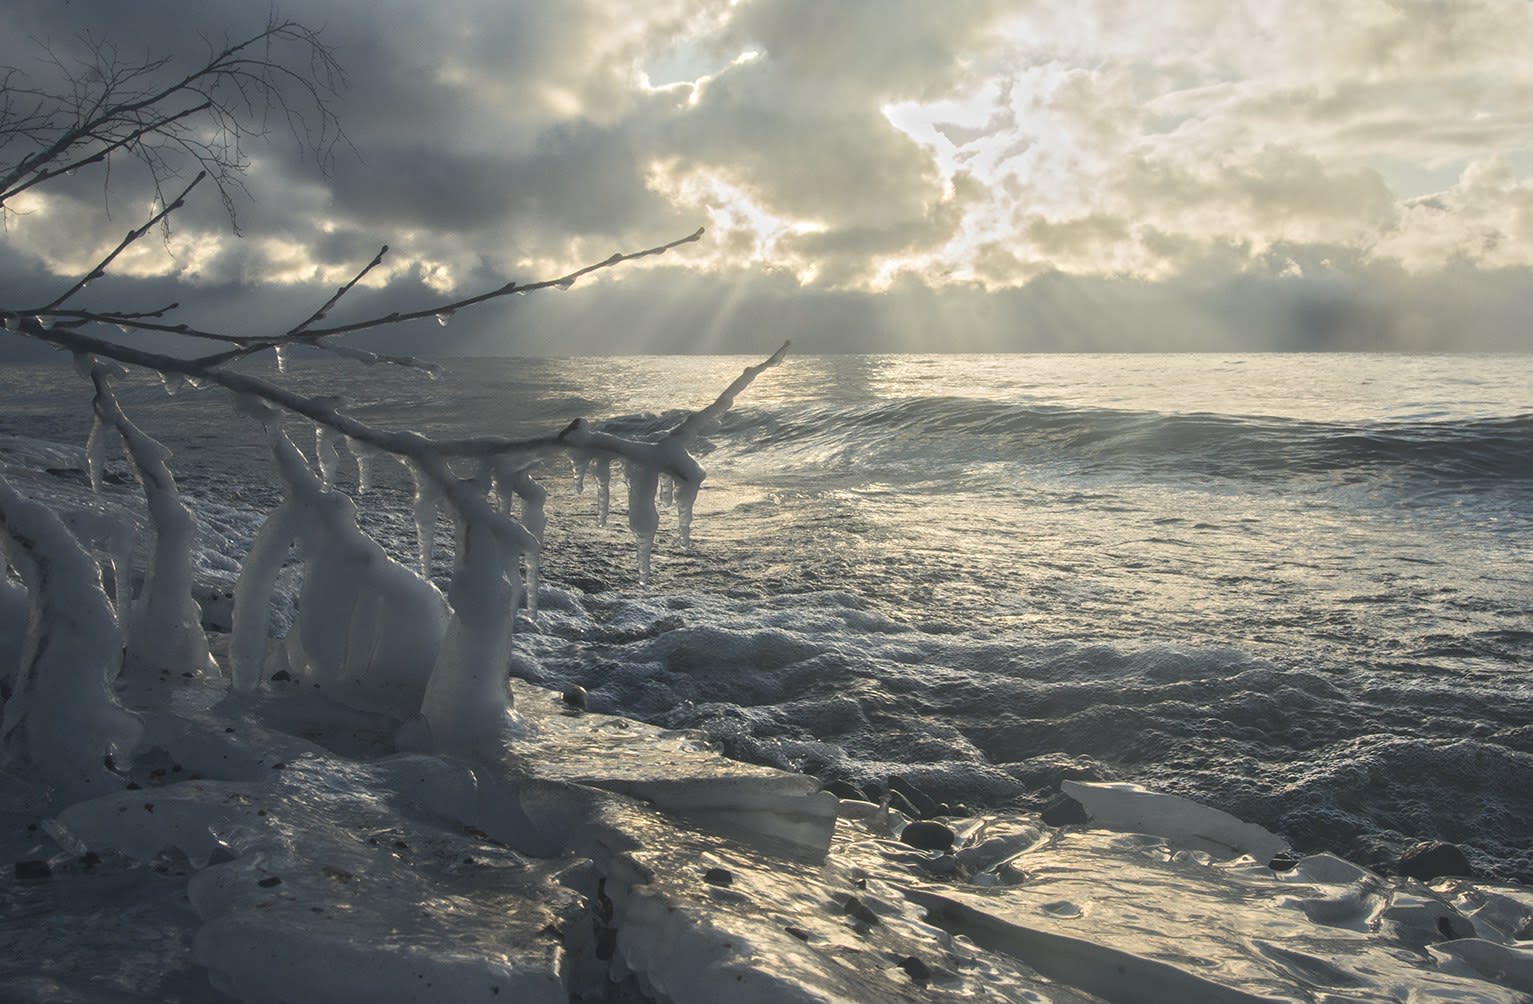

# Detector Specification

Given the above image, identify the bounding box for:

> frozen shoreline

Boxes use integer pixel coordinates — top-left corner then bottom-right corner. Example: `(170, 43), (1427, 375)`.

(6, 662), (1533, 1002)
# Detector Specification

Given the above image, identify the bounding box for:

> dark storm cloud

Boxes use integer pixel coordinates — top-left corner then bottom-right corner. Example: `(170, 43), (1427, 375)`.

(4, 0), (1533, 358)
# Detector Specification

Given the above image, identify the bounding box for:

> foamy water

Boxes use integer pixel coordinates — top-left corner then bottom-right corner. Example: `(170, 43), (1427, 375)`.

(3, 352), (1530, 880)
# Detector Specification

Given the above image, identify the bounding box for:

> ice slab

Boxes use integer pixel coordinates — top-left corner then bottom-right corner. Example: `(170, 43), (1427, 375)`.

(1062, 779), (1288, 861)
(501, 678), (838, 858)
(50, 751), (580, 1004)
(902, 826), (1531, 1003)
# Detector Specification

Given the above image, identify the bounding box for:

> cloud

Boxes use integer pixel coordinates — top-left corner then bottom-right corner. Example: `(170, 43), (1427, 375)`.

(4, 0), (1533, 356)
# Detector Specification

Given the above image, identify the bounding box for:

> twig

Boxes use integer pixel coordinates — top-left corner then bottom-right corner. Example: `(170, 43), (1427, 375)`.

(42, 172), (205, 309)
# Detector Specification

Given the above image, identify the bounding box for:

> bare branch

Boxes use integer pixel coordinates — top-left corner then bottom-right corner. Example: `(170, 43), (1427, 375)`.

(287, 245), (390, 336)
(42, 172), (206, 309)
(27, 228), (707, 356)
(0, 19), (345, 229)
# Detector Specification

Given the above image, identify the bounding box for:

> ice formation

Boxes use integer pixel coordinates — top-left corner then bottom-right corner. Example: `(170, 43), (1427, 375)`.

(558, 339), (788, 581)
(231, 417), (449, 717)
(85, 361), (215, 677)
(0, 477), (141, 797)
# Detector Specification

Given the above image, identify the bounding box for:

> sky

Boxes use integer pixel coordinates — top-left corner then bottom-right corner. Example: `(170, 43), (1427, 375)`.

(3, 0), (1533, 356)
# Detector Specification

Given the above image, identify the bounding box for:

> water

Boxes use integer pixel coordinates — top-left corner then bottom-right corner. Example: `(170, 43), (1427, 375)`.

(3, 352), (1531, 879)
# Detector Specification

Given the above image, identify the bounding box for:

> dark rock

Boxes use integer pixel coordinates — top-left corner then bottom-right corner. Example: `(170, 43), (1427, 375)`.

(898, 955), (932, 983)
(843, 895), (880, 926)
(885, 789), (921, 819)
(257, 876), (282, 888)
(822, 780), (865, 801)
(922, 854), (960, 877)
(900, 821), (956, 853)
(80, 851), (102, 869)
(1398, 841), (1473, 882)
(1040, 793), (1089, 827)
(888, 776), (939, 819)
(703, 867), (733, 887)
(14, 860), (51, 880)
(784, 926), (811, 942)
(1268, 851), (1301, 872)
(270, 670), (292, 682)
(561, 685), (588, 710)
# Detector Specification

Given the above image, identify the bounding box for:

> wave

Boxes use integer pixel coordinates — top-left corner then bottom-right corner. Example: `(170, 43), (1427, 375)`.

(721, 398), (1533, 485)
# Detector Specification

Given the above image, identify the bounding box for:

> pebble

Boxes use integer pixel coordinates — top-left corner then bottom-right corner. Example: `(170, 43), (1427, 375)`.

(843, 895), (880, 926)
(900, 820), (957, 853)
(899, 956), (932, 983)
(1398, 840), (1473, 882)
(1268, 851), (1301, 872)
(822, 780), (864, 801)
(561, 685), (588, 710)
(1040, 793), (1089, 827)
(703, 867), (733, 887)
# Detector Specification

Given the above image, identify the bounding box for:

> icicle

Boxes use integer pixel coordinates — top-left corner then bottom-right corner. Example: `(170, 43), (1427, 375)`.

(506, 466), (546, 615)
(659, 474), (674, 506)
(274, 344), (288, 374)
(84, 412), (111, 493)
(315, 425), (343, 489)
(434, 310), (454, 327)
(573, 455), (590, 493)
(410, 464), (441, 579)
(595, 457), (612, 527)
(229, 503), (297, 693)
(348, 437), (376, 494)
(626, 461), (660, 585)
(676, 479), (699, 548)
(555, 278), (574, 290)
(159, 371), (190, 396)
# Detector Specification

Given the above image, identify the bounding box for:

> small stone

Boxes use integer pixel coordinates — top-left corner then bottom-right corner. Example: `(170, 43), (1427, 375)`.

(900, 820), (956, 853)
(1398, 841), (1473, 882)
(1268, 851), (1301, 872)
(270, 670), (292, 682)
(898, 955), (932, 983)
(843, 895), (880, 926)
(885, 789), (921, 819)
(1040, 793), (1089, 827)
(822, 780), (864, 801)
(703, 867), (733, 887)
(14, 860), (51, 880)
(888, 776), (939, 819)
(784, 925), (811, 942)
(922, 854), (961, 877)
(561, 685), (588, 710)
(257, 876), (282, 888)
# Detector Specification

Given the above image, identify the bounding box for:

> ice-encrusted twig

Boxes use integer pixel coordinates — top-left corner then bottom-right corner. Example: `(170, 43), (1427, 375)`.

(558, 341), (790, 575)
(0, 476), (142, 796)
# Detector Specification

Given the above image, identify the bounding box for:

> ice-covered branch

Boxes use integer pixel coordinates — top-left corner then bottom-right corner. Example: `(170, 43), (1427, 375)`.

(0, 476), (141, 796)
(85, 358), (215, 677)
(557, 341), (791, 575)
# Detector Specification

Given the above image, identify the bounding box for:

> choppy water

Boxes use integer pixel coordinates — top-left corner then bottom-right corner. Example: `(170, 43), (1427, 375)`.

(3, 352), (1531, 879)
